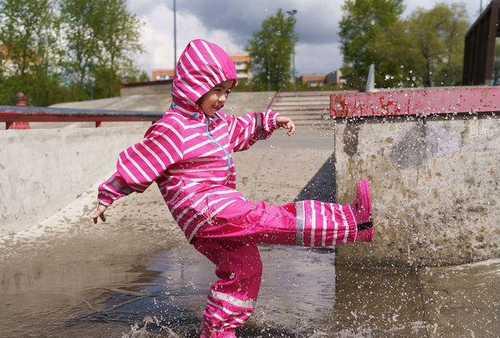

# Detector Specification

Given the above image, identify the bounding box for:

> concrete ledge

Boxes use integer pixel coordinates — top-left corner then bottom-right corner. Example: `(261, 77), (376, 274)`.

(0, 127), (146, 235)
(335, 116), (500, 266)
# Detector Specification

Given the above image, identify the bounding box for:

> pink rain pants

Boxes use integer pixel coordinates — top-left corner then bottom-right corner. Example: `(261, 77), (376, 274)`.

(193, 198), (358, 337)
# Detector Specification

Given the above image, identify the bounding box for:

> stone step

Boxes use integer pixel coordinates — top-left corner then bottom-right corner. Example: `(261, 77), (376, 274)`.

(271, 110), (330, 117)
(270, 105), (330, 111)
(274, 97), (331, 102)
(295, 120), (335, 129)
(272, 101), (330, 106)
(277, 91), (338, 97)
(274, 101), (330, 107)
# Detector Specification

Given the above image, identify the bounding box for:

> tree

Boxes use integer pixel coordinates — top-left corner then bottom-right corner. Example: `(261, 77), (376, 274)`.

(407, 3), (469, 86)
(339, 0), (404, 89)
(60, 0), (142, 99)
(246, 9), (298, 91)
(0, 0), (63, 105)
(121, 60), (149, 83)
(339, 1), (468, 89)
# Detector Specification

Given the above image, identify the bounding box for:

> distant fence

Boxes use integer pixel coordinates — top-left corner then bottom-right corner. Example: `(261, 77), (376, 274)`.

(0, 106), (163, 129)
(330, 86), (500, 119)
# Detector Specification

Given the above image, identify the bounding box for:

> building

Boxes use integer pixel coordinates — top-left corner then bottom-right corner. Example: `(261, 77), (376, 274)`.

(152, 69), (176, 81)
(152, 54), (251, 82)
(299, 74), (326, 87)
(231, 55), (252, 80)
(325, 69), (346, 87)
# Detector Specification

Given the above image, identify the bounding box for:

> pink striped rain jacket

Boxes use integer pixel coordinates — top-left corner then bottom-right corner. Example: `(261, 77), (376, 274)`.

(97, 39), (280, 241)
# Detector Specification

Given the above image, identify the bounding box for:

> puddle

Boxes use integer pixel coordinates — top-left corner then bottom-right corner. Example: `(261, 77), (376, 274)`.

(2, 231), (498, 338)
(331, 256), (500, 337)
(0, 235), (336, 338)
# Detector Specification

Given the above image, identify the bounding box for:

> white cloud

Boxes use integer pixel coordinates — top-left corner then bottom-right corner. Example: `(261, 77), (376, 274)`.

(128, 0), (480, 78)
(130, 1), (242, 79)
(295, 42), (343, 75)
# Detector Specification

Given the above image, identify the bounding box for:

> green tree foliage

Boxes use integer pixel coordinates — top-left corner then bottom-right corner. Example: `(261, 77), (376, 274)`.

(246, 9), (298, 91)
(340, 0), (469, 89)
(339, 0), (404, 89)
(0, 0), (64, 105)
(60, 0), (142, 99)
(407, 3), (469, 87)
(0, 0), (144, 105)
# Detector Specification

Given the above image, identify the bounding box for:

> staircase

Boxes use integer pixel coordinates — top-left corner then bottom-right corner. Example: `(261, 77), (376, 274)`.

(269, 91), (334, 128)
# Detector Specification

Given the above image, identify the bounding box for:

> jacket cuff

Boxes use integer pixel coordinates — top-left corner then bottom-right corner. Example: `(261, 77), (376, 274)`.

(265, 110), (280, 132)
(97, 190), (114, 207)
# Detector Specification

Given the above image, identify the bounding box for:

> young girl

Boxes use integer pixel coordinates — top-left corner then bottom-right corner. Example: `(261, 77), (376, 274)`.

(91, 39), (374, 338)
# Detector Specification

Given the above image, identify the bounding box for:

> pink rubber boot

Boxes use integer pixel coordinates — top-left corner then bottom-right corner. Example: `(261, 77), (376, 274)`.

(352, 180), (375, 242)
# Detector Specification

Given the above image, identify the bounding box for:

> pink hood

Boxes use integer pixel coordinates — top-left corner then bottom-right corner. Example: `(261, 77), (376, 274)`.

(172, 39), (237, 113)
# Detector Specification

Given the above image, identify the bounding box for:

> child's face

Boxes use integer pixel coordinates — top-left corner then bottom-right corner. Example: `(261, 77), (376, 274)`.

(198, 80), (234, 117)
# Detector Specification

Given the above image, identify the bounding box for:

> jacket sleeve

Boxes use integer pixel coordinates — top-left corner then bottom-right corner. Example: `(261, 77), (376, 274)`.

(227, 110), (280, 152)
(97, 120), (184, 206)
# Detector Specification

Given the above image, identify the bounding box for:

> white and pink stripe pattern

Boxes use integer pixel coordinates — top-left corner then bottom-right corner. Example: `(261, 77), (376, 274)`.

(97, 39), (280, 241)
(202, 291), (255, 333)
(295, 200), (358, 247)
(98, 108), (279, 241)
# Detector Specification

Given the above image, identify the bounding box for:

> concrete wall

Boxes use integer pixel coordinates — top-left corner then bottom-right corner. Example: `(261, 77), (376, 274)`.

(0, 127), (145, 235)
(335, 116), (500, 266)
(52, 92), (275, 117)
(120, 82), (172, 97)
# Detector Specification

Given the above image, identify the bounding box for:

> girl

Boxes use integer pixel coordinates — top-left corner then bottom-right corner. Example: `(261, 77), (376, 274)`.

(91, 39), (374, 338)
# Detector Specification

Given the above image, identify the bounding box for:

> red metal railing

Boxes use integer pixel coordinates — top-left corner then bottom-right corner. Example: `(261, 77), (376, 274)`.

(330, 86), (500, 119)
(0, 105), (163, 130)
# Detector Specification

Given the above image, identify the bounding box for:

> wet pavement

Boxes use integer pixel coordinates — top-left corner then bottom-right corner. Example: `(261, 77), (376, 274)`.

(1, 233), (337, 337)
(2, 231), (499, 338)
(1, 131), (499, 337)
(332, 255), (500, 337)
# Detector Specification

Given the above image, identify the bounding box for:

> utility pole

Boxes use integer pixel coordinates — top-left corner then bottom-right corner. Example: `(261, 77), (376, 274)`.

(480, 0), (483, 15)
(286, 9), (298, 83)
(173, 0), (177, 70)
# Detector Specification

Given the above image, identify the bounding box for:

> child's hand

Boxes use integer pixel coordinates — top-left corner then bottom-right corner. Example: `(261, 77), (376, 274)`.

(276, 116), (296, 136)
(90, 202), (108, 224)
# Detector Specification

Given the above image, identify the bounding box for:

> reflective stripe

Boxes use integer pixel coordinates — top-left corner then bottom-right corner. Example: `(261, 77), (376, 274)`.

(210, 290), (255, 309)
(310, 200), (316, 247)
(321, 202), (327, 247)
(331, 204), (339, 245)
(206, 299), (252, 324)
(296, 201), (305, 246)
(340, 205), (349, 244)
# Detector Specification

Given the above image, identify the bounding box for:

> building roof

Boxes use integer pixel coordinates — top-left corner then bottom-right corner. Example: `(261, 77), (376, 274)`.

(300, 75), (326, 82)
(152, 69), (176, 77)
(231, 55), (251, 63)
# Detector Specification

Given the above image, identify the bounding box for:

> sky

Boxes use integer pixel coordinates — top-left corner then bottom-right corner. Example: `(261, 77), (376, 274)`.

(127, 0), (480, 78)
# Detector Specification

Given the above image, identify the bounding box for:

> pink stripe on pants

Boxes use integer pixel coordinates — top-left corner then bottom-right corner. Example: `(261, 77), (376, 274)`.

(193, 199), (358, 337)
